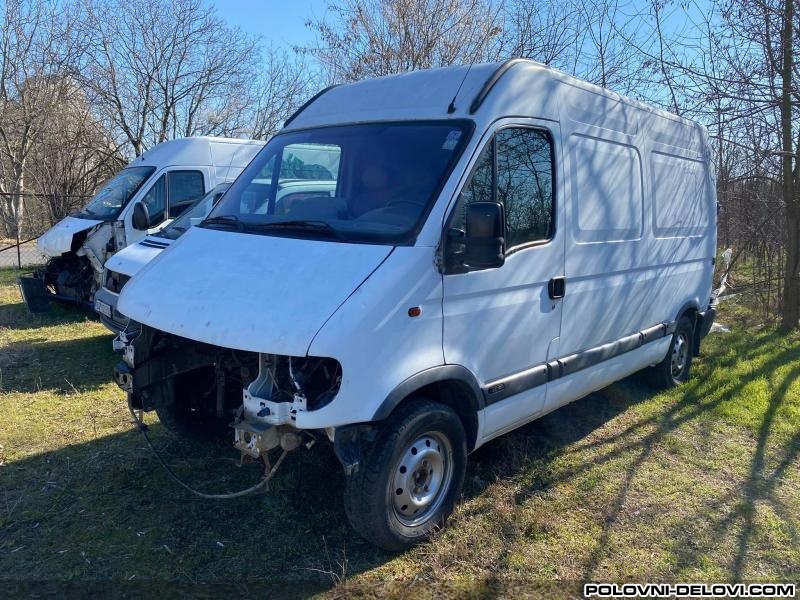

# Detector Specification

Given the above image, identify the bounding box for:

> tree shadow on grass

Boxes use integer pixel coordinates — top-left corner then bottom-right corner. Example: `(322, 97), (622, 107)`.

(0, 297), (96, 332)
(665, 362), (800, 581)
(3, 306), (797, 594)
(0, 371), (667, 598)
(0, 333), (116, 394)
(462, 329), (799, 586)
(0, 420), (390, 599)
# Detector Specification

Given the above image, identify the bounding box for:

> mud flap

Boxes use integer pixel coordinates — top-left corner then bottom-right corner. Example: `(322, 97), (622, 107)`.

(18, 276), (51, 313)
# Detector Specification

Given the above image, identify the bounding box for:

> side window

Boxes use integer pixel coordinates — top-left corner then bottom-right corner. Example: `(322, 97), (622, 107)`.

(452, 127), (555, 250)
(281, 143), (341, 182)
(168, 171), (205, 218)
(141, 174), (166, 225)
(451, 141), (493, 232)
(496, 128), (554, 248)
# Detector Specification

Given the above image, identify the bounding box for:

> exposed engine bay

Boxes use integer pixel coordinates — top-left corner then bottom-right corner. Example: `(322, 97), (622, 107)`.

(114, 325), (343, 447)
(34, 220), (125, 306)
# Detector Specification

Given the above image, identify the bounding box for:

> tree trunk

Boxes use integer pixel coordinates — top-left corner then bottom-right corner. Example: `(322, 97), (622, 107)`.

(779, 0), (797, 331)
(12, 167), (26, 239)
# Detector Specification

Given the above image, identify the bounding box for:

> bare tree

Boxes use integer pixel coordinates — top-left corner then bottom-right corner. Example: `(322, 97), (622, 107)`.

(0, 0), (83, 238)
(247, 46), (315, 140)
(701, 0), (799, 329)
(26, 82), (124, 229)
(79, 0), (260, 156)
(304, 0), (505, 83)
(572, 0), (638, 93)
(502, 0), (580, 69)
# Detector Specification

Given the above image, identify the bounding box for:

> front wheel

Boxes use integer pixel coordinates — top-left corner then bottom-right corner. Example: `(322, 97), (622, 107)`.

(343, 400), (467, 551)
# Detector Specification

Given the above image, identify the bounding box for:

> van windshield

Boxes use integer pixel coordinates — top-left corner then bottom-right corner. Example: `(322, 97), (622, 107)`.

(205, 121), (471, 244)
(76, 166), (156, 221)
(154, 183), (230, 240)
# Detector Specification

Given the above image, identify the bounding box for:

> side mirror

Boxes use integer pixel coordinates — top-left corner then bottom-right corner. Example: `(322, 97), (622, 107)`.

(463, 201), (505, 269)
(132, 202), (150, 230)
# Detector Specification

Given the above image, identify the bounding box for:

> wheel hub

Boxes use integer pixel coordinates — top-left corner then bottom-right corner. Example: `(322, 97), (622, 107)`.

(671, 332), (688, 377)
(391, 432), (453, 526)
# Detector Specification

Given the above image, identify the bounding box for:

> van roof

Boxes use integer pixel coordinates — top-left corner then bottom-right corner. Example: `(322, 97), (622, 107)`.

(284, 59), (707, 140)
(130, 136), (265, 170)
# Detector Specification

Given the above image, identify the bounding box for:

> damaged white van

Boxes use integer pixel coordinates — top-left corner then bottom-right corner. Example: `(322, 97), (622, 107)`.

(113, 59), (717, 550)
(29, 137), (264, 306)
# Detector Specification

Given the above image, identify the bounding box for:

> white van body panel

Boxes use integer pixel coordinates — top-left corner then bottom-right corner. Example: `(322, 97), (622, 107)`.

(302, 246), (446, 429)
(117, 138), (264, 246)
(116, 60), (716, 452)
(36, 216), (102, 256)
(442, 117), (567, 438)
(105, 238), (167, 278)
(39, 137), (263, 257)
(118, 226), (393, 356)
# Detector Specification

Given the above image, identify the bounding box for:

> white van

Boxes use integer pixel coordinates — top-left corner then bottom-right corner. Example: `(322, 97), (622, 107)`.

(31, 137), (264, 306)
(113, 60), (717, 550)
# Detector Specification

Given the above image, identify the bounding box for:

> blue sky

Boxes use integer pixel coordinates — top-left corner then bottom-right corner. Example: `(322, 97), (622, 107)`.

(207, 0), (328, 49)
(206, 0), (715, 75)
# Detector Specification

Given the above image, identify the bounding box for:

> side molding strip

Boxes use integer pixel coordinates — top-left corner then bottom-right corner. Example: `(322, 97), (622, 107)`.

(483, 321), (675, 405)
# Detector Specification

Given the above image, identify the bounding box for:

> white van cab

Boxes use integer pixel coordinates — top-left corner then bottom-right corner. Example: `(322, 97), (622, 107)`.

(32, 137), (264, 306)
(113, 60), (717, 550)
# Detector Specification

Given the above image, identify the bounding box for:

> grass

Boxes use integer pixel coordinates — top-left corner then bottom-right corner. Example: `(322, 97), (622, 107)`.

(0, 266), (798, 598)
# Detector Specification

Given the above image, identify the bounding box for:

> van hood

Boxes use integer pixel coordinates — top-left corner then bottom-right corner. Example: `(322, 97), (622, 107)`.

(37, 216), (103, 257)
(117, 227), (393, 355)
(104, 236), (171, 278)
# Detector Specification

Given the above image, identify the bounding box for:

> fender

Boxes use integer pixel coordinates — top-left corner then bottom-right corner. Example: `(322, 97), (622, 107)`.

(675, 300), (701, 323)
(372, 364), (484, 422)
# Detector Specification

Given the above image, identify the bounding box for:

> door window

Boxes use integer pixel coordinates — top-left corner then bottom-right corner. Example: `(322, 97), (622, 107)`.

(141, 174), (166, 225)
(496, 128), (554, 248)
(168, 171), (205, 218)
(452, 127), (555, 251)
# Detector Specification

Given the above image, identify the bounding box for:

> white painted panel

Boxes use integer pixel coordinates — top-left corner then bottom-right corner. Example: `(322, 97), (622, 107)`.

(651, 151), (709, 238)
(118, 226), (393, 356)
(570, 135), (643, 243)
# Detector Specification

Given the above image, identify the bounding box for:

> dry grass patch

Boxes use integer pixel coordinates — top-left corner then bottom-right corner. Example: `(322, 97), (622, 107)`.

(0, 270), (798, 598)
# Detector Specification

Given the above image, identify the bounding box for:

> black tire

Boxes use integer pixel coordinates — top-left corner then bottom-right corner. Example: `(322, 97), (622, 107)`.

(645, 315), (694, 389)
(343, 399), (467, 551)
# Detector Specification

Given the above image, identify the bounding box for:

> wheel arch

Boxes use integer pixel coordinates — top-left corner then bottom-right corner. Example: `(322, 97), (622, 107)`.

(372, 365), (483, 451)
(675, 300), (701, 335)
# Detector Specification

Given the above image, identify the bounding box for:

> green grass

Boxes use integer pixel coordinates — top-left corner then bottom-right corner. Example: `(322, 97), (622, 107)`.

(1, 267), (799, 598)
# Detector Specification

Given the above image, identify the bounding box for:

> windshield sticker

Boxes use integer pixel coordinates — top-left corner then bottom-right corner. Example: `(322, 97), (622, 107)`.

(442, 130), (462, 150)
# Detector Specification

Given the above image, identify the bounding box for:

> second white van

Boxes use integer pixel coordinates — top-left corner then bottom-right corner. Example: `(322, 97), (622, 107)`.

(30, 137), (264, 306)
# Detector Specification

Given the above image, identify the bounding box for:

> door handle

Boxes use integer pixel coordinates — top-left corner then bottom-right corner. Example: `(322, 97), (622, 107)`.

(548, 276), (566, 299)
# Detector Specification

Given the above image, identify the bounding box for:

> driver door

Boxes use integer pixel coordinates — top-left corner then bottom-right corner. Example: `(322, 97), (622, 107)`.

(442, 120), (565, 439)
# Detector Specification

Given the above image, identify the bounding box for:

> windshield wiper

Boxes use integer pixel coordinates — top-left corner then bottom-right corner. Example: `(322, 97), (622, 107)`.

(248, 220), (350, 241)
(201, 215), (245, 231)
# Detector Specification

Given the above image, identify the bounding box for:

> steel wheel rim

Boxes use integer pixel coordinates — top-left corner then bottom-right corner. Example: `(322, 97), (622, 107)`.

(390, 431), (453, 527)
(671, 332), (689, 377)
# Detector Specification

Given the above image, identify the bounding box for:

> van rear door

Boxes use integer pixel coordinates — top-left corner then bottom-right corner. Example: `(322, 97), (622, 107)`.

(442, 119), (565, 438)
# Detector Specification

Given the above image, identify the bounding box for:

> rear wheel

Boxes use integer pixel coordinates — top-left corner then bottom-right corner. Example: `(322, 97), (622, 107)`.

(343, 399), (467, 551)
(645, 315), (694, 388)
